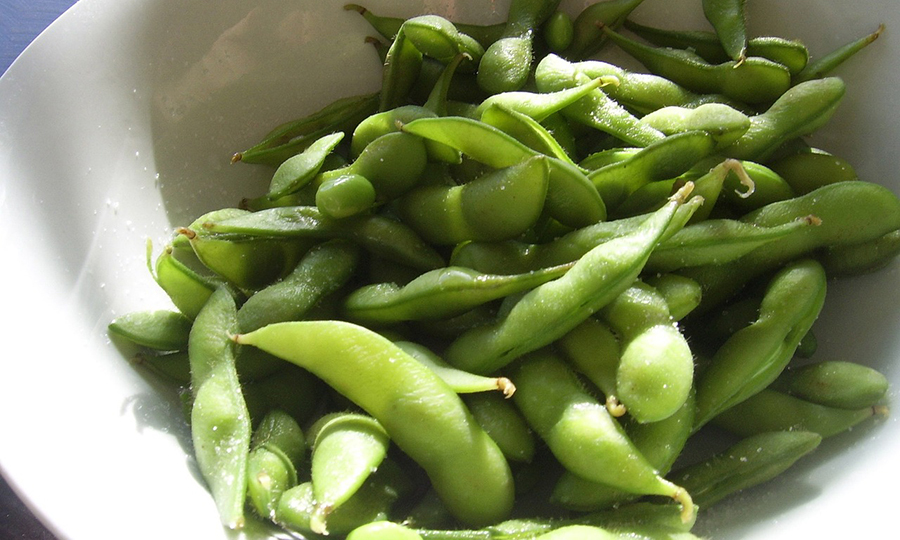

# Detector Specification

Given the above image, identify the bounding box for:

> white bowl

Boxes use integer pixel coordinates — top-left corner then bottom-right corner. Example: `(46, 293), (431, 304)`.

(1, 0), (897, 538)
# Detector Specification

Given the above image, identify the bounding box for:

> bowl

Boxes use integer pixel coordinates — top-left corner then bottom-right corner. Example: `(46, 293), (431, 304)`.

(0, 0), (898, 538)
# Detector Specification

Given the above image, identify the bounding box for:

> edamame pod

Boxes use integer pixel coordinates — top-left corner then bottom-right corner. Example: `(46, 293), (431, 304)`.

(534, 54), (666, 147)
(237, 239), (360, 332)
(348, 521), (424, 540)
(401, 116), (605, 227)
(235, 321), (515, 527)
(557, 317), (625, 416)
(702, 0), (748, 62)
(510, 351), (694, 522)
(564, 0), (647, 59)
(693, 258), (827, 430)
(247, 409), (306, 519)
(464, 392), (536, 463)
(638, 103), (750, 149)
(152, 243), (221, 320)
(767, 151), (858, 195)
(267, 132), (345, 200)
(396, 341), (516, 396)
(711, 388), (883, 438)
(721, 77), (846, 162)
(444, 184), (697, 375)
(668, 430), (822, 508)
(771, 361), (889, 410)
(188, 287), (251, 529)
(603, 26), (791, 105)
(108, 310), (192, 352)
(198, 206), (445, 271)
(235, 93), (378, 166)
(395, 156), (550, 245)
(307, 412), (390, 534)
(794, 24), (884, 83)
(644, 274), (702, 322)
(344, 262), (572, 324)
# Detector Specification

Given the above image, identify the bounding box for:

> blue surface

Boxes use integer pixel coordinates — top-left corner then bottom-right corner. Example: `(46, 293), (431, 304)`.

(0, 0), (79, 75)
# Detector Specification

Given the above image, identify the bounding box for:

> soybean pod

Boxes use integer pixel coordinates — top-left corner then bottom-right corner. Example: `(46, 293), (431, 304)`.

(235, 321), (515, 527)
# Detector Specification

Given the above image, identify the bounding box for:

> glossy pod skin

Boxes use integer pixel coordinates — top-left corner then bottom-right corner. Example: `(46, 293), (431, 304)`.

(602, 26), (791, 105)
(401, 116), (606, 228)
(510, 351), (695, 522)
(307, 412), (391, 534)
(151, 243), (220, 320)
(246, 409), (306, 520)
(235, 321), (515, 527)
(693, 258), (827, 430)
(444, 184), (697, 375)
(669, 430), (822, 509)
(771, 360), (889, 410)
(395, 156), (550, 245)
(343, 261), (572, 325)
(187, 287), (252, 529)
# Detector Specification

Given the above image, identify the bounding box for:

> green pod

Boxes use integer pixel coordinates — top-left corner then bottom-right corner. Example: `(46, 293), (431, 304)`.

(235, 321), (515, 527)
(638, 103), (751, 149)
(179, 211), (313, 292)
(476, 0), (562, 94)
(247, 409), (306, 520)
(464, 391), (536, 463)
(711, 388), (881, 439)
(721, 77), (846, 162)
(533, 54), (666, 147)
(475, 75), (614, 123)
(718, 160), (795, 211)
(152, 243), (220, 320)
(315, 173), (377, 219)
(820, 229), (900, 276)
(682, 181), (900, 312)
(443, 184), (696, 375)
(348, 521), (424, 540)
(307, 412), (390, 535)
(449, 197), (701, 276)
(572, 57), (744, 116)
(276, 466), (403, 537)
(624, 19), (810, 75)
(237, 240), (360, 333)
(613, 156), (750, 220)
(645, 215), (819, 273)
(587, 131), (716, 210)
(235, 93), (378, 166)
(343, 3), (506, 49)
(401, 115), (606, 228)
(543, 11), (574, 53)
(602, 26), (791, 105)
(379, 26), (423, 112)
(480, 105), (578, 165)
(395, 155), (550, 245)
(772, 361), (889, 410)
(598, 281), (694, 423)
(564, 0), (647, 59)
(316, 131), (428, 201)
(693, 258), (827, 430)
(532, 525), (617, 540)
(702, 0), (748, 62)
(108, 310), (192, 352)
(668, 430), (822, 509)
(395, 341), (516, 397)
(557, 317), (624, 416)
(188, 287), (251, 529)
(242, 363), (326, 427)
(267, 132), (345, 200)
(767, 151), (858, 195)
(551, 394), (695, 512)
(794, 24), (884, 83)
(131, 351), (191, 384)
(643, 274), (703, 322)
(351, 105), (436, 157)
(510, 351), (694, 522)
(344, 261), (572, 325)
(403, 15), (484, 66)
(198, 206), (445, 271)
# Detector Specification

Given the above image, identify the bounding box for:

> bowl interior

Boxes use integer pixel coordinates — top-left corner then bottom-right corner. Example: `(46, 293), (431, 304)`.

(0, 0), (898, 538)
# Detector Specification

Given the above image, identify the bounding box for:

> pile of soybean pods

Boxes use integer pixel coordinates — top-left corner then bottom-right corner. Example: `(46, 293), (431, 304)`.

(108, 0), (894, 538)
